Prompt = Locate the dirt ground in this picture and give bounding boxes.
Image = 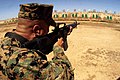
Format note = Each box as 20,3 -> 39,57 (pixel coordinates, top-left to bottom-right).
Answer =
0,21 -> 120,80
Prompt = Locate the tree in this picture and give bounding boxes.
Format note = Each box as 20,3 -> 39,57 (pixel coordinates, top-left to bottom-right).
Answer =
74,9 -> 76,12
83,9 -> 86,12
54,10 -> 57,13
114,11 -> 116,14
105,10 -> 108,13
93,9 -> 96,12
63,9 -> 66,12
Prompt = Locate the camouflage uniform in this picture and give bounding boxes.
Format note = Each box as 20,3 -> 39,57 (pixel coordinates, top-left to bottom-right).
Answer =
0,3 -> 74,80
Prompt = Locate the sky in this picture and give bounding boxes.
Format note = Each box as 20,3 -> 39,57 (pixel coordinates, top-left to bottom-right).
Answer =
0,0 -> 120,20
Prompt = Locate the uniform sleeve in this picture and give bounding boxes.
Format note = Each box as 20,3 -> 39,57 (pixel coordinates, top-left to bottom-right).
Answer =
0,37 -> 74,80
0,37 -> 47,79
40,45 -> 74,80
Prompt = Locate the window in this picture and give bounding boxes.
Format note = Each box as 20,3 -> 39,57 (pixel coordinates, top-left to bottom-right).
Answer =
107,16 -> 109,20
54,14 -> 59,18
62,14 -> 67,18
85,14 -> 88,18
72,14 -> 74,17
82,14 -> 84,18
96,15 -> 98,18
93,14 -> 95,18
110,16 -> 112,20
75,13 -> 78,17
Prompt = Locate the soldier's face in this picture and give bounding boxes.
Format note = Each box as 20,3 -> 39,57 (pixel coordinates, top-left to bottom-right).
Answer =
32,20 -> 49,37
17,18 -> 50,40
33,20 -> 49,38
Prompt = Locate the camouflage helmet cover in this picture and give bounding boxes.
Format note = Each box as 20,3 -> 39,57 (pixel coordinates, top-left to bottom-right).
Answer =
18,3 -> 56,26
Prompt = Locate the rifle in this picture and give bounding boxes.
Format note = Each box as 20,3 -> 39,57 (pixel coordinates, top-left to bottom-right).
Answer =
22,21 -> 80,55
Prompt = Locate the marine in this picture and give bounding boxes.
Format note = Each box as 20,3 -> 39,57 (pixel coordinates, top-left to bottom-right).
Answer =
0,3 -> 74,80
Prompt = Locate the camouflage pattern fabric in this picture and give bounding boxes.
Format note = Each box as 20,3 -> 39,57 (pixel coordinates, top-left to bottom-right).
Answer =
18,3 -> 53,20
18,3 -> 56,26
0,36 -> 74,80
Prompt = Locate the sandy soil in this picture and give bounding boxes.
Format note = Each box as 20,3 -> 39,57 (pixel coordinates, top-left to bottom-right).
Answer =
66,25 -> 120,80
0,22 -> 120,80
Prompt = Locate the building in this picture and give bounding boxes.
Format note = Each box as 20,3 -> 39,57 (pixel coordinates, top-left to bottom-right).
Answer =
53,10 -> 120,23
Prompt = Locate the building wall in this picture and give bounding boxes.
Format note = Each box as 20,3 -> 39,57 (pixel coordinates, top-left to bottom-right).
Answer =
53,11 -> 120,23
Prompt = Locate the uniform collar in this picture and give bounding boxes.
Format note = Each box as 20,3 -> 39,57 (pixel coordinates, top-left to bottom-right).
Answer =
5,32 -> 28,44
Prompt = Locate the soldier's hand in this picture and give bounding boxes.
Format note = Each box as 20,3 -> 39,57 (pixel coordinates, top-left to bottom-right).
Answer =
67,26 -> 73,35
54,37 -> 64,48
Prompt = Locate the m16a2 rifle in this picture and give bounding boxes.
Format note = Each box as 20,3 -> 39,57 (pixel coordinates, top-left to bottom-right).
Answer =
22,21 -> 80,55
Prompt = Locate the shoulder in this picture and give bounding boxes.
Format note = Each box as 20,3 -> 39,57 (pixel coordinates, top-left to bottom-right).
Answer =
0,37 -> 20,48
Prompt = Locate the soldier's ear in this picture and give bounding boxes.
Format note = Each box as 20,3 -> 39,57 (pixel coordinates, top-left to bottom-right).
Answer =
32,25 -> 45,36
33,25 -> 41,33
